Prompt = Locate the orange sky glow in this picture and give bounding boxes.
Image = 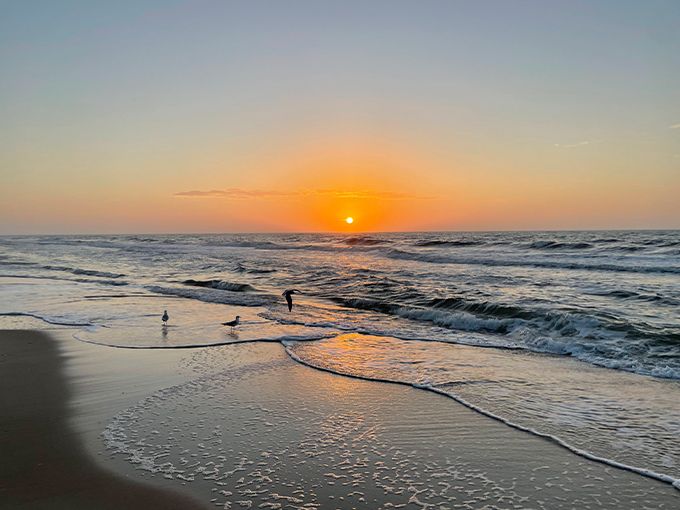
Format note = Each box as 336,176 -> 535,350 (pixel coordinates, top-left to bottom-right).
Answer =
1,2 -> 678,234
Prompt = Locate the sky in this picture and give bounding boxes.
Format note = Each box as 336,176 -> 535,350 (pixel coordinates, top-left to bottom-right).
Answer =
1,0 -> 679,234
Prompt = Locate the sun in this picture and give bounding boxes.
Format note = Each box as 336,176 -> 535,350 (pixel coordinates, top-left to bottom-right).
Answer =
346,217 -> 354,224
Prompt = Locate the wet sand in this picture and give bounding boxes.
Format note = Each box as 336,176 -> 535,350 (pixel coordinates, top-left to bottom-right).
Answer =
0,329 -> 209,510
2,325 -> 679,509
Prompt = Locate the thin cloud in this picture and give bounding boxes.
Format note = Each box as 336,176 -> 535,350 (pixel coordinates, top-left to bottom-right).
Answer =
554,141 -> 589,148
670,124 -> 680,129
174,188 -> 303,199
174,188 -> 435,200
315,189 -> 435,200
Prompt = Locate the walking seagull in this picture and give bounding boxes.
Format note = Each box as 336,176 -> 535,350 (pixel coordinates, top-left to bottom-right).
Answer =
222,316 -> 240,330
282,289 -> 302,312
162,310 -> 169,325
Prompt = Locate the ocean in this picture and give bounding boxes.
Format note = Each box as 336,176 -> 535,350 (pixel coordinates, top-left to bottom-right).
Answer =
1,230 -> 679,490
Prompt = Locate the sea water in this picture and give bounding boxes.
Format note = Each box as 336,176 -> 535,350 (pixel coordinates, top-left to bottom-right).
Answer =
1,231 -> 679,489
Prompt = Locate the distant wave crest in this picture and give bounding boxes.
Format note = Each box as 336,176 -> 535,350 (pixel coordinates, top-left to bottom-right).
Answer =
386,248 -> 680,274
44,265 -> 126,279
415,240 -> 483,247
344,237 -> 391,246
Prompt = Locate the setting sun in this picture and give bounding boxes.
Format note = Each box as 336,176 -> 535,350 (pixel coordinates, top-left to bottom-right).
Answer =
346,217 -> 354,224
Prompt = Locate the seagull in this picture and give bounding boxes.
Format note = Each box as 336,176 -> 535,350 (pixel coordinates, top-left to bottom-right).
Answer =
162,310 -> 169,325
222,316 -> 240,330
282,289 -> 302,312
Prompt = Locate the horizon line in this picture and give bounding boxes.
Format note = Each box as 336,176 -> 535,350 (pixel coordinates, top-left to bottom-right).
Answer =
1,227 -> 678,237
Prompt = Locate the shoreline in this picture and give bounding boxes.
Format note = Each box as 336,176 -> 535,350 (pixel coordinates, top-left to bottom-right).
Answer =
2,325 -> 679,509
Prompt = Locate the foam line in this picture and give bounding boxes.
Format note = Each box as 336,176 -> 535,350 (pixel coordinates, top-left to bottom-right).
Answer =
71,330 -> 335,350
0,311 -> 92,327
0,273 -> 128,285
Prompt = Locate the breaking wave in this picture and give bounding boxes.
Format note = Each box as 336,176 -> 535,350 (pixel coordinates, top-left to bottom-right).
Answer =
182,279 -> 256,292
146,285 -> 268,307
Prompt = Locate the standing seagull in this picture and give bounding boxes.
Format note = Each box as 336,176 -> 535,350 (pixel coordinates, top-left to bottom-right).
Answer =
222,316 -> 240,330
282,289 -> 302,312
162,310 -> 169,325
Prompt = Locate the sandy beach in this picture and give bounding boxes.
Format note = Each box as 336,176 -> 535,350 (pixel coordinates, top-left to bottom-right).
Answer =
3,0 -> 679,506
2,318 -> 679,509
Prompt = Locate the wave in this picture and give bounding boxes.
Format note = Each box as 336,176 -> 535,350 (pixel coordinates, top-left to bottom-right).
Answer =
334,293 -> 679,342
205,240 -> 284,249
333,296 -> 525,335
585,289 -> 680,306
234,263 -> 276,274
415,240 -> 484,247
0,260 -> 38,266
182,279 -> 255,292
528,241 -> 594,250
204,240 -> 346,253
427,297 -> 537,319
414,238 -> 675,254
332,297 -> 401,315
395,306 -> 523,335
386,248 -> 680,274
124,236 -> 163,243
521,335 -> 680,379
643,239 -> 680,247
275,302 -> 680,380
603,245 -> 647,252
329,294 -> 680,377
74,278 -> 127,286
0,273 -> 128,286
146,285 -> 268,307
201,237 -> 394,253
44,265 -> 126,279
344,237 -> 391,246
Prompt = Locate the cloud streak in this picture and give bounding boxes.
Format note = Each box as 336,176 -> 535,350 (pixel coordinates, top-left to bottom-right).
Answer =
314,189 -> 435,200
174,189 -> 302,199
554,141 -> 589,148
174,188 -> 435,200
670,124 -> 680,129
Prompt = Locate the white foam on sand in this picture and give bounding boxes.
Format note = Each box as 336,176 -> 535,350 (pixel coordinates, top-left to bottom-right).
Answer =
98,341 -> 680,509
283,334 -> 680,492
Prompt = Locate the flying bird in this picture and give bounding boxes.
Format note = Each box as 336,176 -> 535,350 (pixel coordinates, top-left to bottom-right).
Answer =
162,310 -> 169,325
282,289 -> 302,312
222,316 -> 240,330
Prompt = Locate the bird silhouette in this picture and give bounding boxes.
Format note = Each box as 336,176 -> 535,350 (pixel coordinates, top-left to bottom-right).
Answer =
162,310 -> 169,325
282,289 -> 302,312
222,316 -> 240,330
